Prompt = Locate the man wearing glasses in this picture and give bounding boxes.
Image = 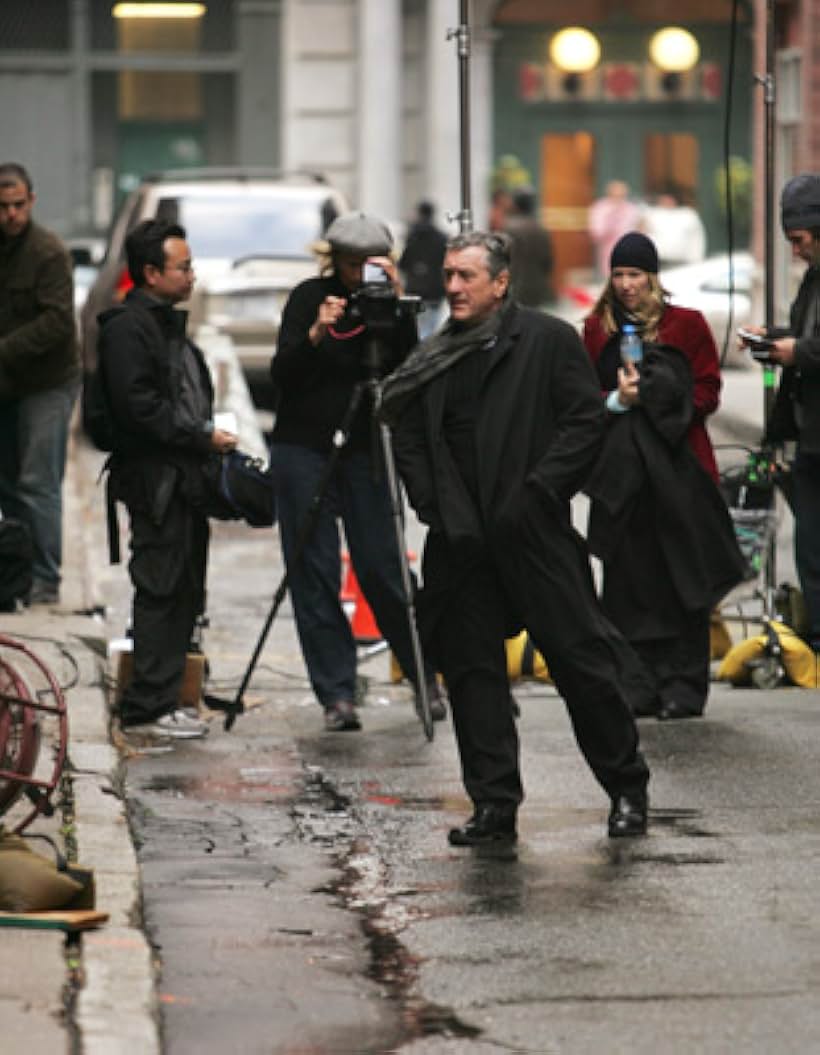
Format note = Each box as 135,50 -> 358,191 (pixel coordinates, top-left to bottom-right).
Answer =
96,218 -> 236,739
382,231 -> 650,847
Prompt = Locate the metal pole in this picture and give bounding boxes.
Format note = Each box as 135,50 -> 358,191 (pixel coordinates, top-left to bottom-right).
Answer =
760,0 -> 777,426
447,0 -> 473,232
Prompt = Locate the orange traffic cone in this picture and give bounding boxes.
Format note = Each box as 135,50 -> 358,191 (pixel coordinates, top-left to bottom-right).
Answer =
341,555 -> 382,642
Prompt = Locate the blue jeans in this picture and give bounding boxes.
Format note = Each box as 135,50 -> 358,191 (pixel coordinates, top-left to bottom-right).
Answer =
270,442 -> 432,708
0,378 -> 78,585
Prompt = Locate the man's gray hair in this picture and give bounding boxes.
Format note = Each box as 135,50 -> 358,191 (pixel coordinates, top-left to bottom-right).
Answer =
447,230 -> 511,278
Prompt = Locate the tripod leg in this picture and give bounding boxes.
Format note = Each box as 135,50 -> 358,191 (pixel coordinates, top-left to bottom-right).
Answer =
377,418 -> 435,741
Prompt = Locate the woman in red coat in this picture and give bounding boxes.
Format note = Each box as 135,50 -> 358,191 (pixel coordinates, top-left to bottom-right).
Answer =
582,232 -> 734,721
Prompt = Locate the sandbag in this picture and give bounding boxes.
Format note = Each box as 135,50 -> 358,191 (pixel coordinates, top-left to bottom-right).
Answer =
506,631 -> 552,683
0,833 -> 87,913
715,620 -> 820,689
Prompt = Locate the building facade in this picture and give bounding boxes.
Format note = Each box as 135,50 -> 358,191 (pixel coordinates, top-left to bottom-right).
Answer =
0,0 -> 817,301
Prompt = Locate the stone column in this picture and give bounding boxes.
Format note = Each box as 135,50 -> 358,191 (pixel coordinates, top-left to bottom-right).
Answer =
237,0 -> 283,167
357,0 -> 401,220
424,0 -> 460,227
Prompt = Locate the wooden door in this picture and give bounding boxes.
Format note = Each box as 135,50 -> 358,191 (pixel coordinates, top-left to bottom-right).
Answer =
540,132 -> 595,290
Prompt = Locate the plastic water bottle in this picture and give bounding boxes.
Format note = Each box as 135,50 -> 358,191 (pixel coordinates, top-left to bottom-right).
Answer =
620,323 -> 643,366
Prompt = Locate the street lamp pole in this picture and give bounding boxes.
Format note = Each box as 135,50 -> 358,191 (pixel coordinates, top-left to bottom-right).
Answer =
448,0 -> 473,233
756,0 -> 777,426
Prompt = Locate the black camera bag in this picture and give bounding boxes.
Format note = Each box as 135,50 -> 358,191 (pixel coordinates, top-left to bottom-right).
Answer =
196,450 -> 276,528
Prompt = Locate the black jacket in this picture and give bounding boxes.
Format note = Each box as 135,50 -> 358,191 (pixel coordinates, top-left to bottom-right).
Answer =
393,303 -> 604,547
97,288 -> 214,521
585,345 -> 744,637
0,221 -> 78,399
391,304 -> 610,649
767,265 -> 820,452
271,273 -> 418,454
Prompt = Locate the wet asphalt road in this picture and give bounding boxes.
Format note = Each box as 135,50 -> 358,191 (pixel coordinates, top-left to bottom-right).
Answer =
92,412 -> 820,1054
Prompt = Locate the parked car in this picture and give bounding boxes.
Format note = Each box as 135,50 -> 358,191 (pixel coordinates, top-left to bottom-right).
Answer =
80,168 -> 348,380
661,252 -> 756,367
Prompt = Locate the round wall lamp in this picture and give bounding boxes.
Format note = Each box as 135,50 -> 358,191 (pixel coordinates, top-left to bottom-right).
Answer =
549,27 -> 601,74
648,27 -> 700,73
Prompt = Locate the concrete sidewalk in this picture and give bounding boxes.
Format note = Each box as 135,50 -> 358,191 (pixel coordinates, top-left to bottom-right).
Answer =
1,428 -> 159,1054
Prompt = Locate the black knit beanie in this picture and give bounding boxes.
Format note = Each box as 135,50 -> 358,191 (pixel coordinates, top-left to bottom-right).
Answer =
610,231 -> 659,274
780,173 -> 820,232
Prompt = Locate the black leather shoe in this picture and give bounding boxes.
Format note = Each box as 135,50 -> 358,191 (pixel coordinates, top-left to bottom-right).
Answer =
657,700 -> 702,721
324,700 -> 361,732
608,792 -> 648,838
448,804 -> 517,846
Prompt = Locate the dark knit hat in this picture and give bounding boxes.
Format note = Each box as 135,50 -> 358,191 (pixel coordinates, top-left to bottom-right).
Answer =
610,231 -> 659,274
326,211 -> 393,255
780,173 -> 820,232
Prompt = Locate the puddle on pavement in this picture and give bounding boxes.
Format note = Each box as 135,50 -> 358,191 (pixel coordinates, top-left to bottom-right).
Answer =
142,750 -> 301,803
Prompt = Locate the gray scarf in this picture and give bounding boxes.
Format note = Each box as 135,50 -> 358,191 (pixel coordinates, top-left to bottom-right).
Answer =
379,300 -> 509,426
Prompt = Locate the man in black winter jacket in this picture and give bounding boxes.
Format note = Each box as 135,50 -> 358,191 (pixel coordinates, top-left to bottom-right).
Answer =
754,174 -> 820,649
97,219 -> 236,739
381,231 -> 650,846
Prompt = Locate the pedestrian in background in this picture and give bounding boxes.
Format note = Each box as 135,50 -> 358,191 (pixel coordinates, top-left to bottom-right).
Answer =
587,179 -> 642,280
504,187 -> 555,308
0,162 -> 78,606
582,232 -> 744,721
755,174 -> 820,652
270,211 -> 444,733
382,230 -> 650,847
97,219 -> 237,739
399,200 -> 448,339
641,189 -> 706,269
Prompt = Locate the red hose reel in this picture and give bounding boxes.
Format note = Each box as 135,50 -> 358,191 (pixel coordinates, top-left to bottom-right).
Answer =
0,633 -> 68,833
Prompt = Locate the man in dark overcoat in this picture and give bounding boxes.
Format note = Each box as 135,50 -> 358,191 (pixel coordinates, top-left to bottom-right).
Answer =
381,230 -> 650,846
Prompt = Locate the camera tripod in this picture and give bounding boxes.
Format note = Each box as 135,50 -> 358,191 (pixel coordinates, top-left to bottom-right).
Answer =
206,337 -> 436,740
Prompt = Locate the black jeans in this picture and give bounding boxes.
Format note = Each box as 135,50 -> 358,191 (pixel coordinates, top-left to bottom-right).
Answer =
427,524 -> 650,810
793,450 -> 820,643
119,493 -> 208,726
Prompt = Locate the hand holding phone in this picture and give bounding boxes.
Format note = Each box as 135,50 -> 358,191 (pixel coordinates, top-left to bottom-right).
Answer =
738,328 -> 775,362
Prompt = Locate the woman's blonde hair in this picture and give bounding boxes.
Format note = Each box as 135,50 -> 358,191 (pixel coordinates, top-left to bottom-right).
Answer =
590,273 -> 670,341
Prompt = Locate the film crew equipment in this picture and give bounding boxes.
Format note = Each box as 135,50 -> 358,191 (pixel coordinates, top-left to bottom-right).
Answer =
207,279 -> 435,739
348,263 -> 423,337
361,328 -> 435,742
447,0 -> 473,233
0,634 -> 68,834
204,382 -> 367,731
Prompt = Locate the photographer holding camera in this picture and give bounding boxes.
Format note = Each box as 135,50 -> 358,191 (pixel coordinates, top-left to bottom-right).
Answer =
269,211 -> 444,732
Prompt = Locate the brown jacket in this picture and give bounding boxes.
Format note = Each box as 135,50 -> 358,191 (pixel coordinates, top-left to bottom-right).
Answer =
0,221 -> 78,399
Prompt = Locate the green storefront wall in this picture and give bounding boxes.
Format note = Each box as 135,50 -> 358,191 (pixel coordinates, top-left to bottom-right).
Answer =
493,21 -> 754,255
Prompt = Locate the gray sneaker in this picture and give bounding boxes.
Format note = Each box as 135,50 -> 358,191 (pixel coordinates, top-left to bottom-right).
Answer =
124,708 -> 209,740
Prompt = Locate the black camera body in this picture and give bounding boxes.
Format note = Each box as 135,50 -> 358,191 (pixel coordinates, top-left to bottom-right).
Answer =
348,264 -> 422,338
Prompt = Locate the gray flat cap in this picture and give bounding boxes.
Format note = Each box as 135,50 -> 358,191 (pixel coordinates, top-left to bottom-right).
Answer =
326,211 -> 393,255
781,173 -> 820,232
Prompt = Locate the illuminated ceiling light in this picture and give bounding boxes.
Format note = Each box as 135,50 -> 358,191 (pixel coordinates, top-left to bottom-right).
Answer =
648,27 -> 700,72
112,3 -> 206,18
549,28 -> 601,74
